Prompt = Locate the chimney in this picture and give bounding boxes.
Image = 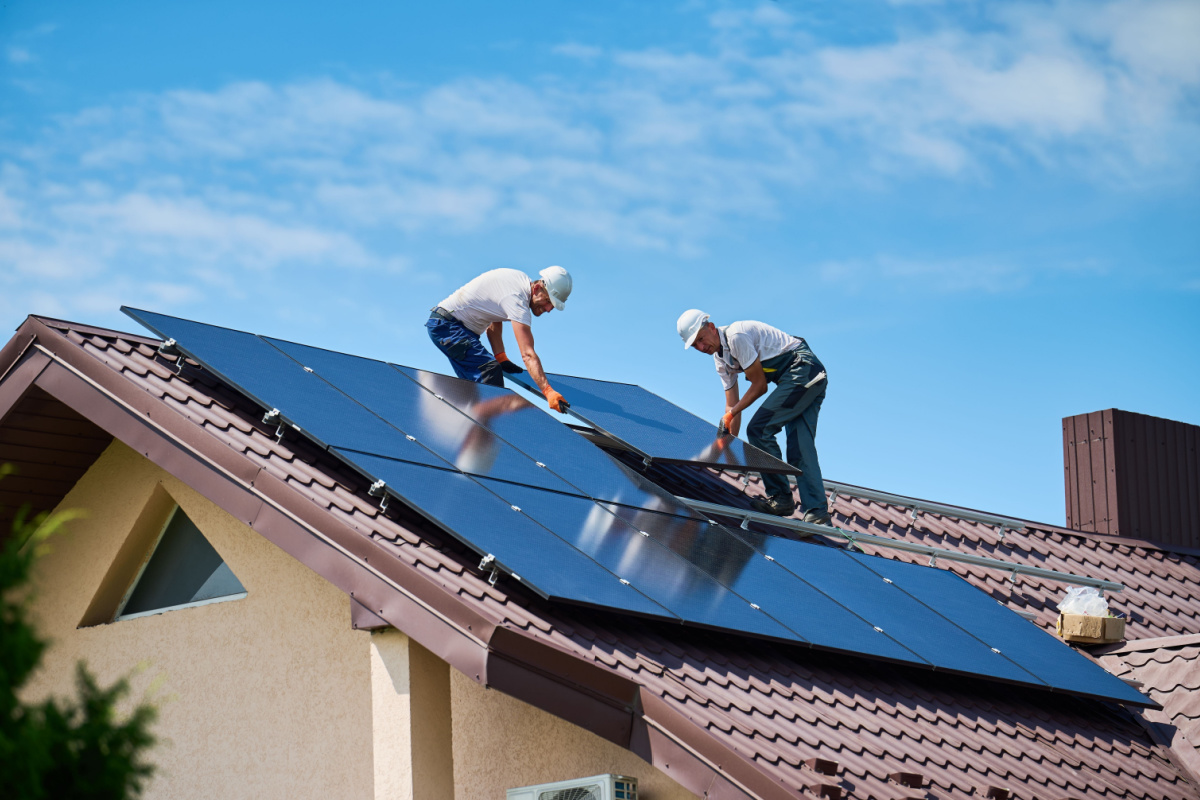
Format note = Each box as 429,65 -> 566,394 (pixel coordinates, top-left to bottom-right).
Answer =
1063,409 -> 1199,547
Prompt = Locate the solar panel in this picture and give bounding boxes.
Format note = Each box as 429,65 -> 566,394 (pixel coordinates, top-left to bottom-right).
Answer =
600,504 -> 928,663
513,372 -> 798,474
740,534 -> 1149,703
265,338 -> 577,494
399,366 -> 710,514
857,554 -> 1150,706
123,308 -> 446,469
477,480 -> 796,642
335,451 -> 675,619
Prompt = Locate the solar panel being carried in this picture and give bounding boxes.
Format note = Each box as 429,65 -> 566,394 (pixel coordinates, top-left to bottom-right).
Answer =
121,308 -> 1154,708
510,372 -> 798,474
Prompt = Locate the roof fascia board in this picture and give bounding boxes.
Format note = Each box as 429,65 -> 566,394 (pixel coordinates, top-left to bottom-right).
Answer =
0,348 -> 51,424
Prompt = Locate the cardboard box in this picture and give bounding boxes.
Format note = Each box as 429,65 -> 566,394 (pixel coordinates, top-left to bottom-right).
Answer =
1057,613 -> 1126,644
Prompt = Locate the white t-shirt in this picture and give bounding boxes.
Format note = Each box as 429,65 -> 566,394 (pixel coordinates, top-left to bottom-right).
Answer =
438,269 -> 534,335
713,320 -> 801,391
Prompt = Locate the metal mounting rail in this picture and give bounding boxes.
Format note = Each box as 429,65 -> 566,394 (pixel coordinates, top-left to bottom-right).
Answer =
677,497 -> 1124,594
823,479 -> 1028,533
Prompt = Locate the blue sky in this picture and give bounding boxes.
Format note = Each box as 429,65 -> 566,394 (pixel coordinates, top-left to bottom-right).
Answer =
3,0 -> 1198,527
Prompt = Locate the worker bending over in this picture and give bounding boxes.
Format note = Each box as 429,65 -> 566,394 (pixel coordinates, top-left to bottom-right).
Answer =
678,310 -> 830,524
428,267 -> 572,413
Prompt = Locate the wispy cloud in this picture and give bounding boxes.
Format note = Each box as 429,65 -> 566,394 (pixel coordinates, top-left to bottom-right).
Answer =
2,0 -> 1197,318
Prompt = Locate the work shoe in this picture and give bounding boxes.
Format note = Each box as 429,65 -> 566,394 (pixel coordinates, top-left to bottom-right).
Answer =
802,507 -> 832,526
750,495 -> 796,517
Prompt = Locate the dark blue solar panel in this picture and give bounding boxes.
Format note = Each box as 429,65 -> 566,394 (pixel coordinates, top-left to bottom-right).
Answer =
265,338 -> 576,494
124,308 -> 1151,706
123,308 -> 446,468
400,367 -> 709,514
739,534 -> 1050,687
522,372 -> 798,474
477,479 -> 796,642
601,504 -> 926,664
858,555 -> 1150,705
334,450 -> 675,619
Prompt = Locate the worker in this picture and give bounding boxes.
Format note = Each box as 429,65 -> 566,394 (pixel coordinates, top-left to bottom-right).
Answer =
428,267 -> 572,413
677,310 -> 830,524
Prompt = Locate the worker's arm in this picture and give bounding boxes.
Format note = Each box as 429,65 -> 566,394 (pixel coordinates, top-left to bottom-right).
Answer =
486,321 -> 523,374
721,359 -> 768,436
484,321 -> 506,357
722,384 -> 742,437
512,321 -> 567,411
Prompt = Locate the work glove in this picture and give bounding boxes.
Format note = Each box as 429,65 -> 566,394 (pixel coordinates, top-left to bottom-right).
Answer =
544,387 -> 570,413
496,352 -> 524,374
717,411 -> 735,436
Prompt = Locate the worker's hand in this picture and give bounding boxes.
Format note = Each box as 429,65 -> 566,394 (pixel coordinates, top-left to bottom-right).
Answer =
718,411 -> 736,436
496,352 -> 524,374
544,388 -> 569,413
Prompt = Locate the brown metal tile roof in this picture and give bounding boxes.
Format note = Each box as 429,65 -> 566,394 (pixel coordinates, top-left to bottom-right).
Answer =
2,314 -> 1198,800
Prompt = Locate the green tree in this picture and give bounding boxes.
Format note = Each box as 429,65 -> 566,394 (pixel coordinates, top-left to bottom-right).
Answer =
0,465 -> 158,799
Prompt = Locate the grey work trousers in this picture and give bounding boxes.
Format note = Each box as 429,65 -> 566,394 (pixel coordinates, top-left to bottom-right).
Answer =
745,349 -> 828,512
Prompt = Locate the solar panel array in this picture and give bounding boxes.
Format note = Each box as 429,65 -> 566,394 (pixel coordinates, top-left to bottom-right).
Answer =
510,372 -> 799,474
122,307 -> 1152,708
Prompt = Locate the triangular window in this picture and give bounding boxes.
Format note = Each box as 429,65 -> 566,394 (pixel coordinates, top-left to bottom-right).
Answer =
115,505 -> 245,621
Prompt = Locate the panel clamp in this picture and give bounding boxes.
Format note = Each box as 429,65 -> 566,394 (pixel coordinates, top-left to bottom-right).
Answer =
478,554 -> 500,586
262,408 -> 287,440
368,479 -> 389,512
158,338 -> 186,373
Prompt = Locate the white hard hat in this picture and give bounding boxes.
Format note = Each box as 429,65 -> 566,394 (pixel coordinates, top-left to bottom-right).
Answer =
539,266 -> 572,311
677,309 -> 709,349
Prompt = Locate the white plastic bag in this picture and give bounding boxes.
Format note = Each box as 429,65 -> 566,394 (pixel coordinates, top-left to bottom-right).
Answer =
1057,586 -> 1109,617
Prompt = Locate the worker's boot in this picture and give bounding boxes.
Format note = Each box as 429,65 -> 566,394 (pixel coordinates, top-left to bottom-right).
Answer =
802,507 -> 832,526
750,495 -> 796,517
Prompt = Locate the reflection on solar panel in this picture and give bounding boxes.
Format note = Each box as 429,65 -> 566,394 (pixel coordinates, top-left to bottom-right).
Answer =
122,308 -> 1153,708
512,372 -> 798,474
397,366 -> 706,514
266,337 -> 577,494
336,452 -> 674,618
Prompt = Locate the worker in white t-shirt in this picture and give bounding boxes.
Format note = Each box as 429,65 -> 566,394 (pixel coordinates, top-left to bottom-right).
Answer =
677,310 -> 831,524
428,267 -> 572,413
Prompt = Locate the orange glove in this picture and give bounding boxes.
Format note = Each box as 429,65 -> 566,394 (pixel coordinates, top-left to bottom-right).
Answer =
718,411 -> 735,436
544,387 -> 569,413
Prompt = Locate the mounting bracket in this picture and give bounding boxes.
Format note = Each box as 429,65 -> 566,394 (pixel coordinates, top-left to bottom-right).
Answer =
478,553 -> 501,586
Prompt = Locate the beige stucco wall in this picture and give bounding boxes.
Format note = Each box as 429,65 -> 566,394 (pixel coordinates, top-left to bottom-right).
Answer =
24,440 -> 376,800
450,669 -> 697,800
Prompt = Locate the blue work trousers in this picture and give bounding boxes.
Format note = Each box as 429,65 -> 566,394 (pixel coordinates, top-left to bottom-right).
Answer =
426,313 -> 504,387
745,344 -> 828,513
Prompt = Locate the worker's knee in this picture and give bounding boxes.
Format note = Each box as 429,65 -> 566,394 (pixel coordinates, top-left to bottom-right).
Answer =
745,416 -> 777,447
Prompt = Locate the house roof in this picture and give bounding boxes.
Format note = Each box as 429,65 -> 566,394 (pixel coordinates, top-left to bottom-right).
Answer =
2,314 -> 1198,800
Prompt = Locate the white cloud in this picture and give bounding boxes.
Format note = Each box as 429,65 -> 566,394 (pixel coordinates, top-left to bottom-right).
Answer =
7,47 -> 33,64
2,0 -> 1195,324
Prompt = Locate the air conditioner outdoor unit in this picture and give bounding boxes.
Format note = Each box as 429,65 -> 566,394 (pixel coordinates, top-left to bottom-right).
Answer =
506,773 -> 638,800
